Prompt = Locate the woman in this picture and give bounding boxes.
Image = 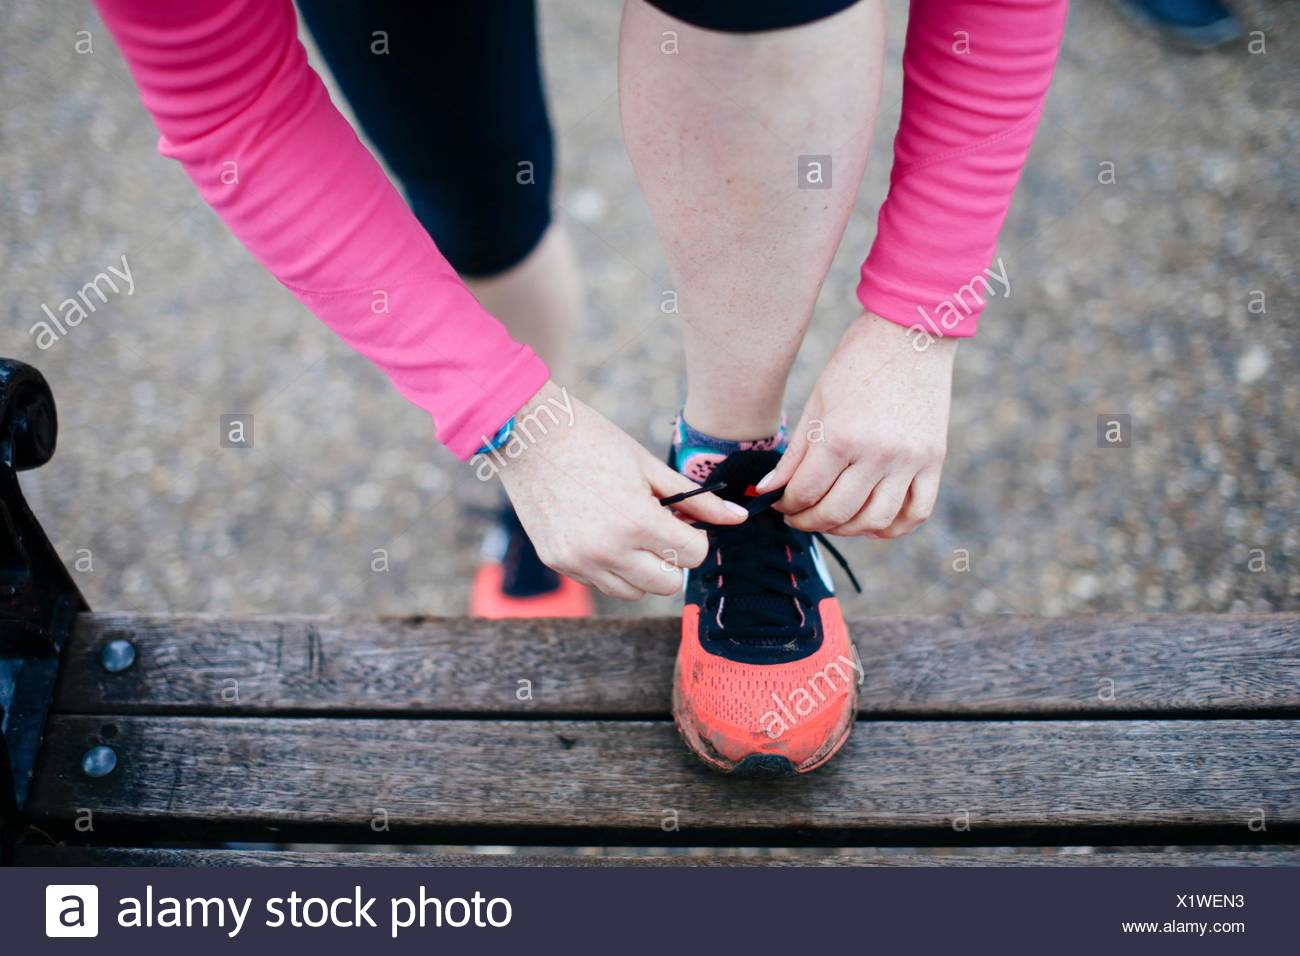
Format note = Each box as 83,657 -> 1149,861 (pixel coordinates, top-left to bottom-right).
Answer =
95,0 -> 1067,774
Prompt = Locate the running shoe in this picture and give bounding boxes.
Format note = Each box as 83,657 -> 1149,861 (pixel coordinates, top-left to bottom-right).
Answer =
673,448 -> 862,776
470,502 -> 593,618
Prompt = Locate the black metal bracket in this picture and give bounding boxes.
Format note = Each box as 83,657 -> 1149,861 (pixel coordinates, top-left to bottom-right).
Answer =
0,358 -> 86,855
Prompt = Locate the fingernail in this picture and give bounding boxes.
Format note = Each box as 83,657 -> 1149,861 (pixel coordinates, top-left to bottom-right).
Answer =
725,501 -> 749,518
756,470 -> 776,490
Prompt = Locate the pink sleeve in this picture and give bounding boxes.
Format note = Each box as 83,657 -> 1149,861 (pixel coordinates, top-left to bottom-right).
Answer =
93,0 -> 549,460
858,0 -> 1068,338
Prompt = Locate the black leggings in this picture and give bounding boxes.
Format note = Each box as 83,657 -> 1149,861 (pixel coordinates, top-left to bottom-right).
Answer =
297,0 -> 861,277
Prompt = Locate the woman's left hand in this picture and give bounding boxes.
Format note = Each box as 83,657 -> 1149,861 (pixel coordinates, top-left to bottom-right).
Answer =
759,312 -> 956,538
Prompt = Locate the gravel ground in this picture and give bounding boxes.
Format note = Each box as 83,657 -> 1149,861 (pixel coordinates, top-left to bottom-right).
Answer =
2,0 -> 1296,618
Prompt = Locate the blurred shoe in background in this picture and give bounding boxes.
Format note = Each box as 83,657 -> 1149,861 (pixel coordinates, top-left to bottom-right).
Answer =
1109,0 -> 1242,50
470,501 -> 593,619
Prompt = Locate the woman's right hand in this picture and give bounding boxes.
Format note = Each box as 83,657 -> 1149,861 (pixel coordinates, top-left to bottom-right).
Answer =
495,381 -> 748,600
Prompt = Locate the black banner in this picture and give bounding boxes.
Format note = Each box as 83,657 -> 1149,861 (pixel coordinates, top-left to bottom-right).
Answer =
7,864 -> 1296,953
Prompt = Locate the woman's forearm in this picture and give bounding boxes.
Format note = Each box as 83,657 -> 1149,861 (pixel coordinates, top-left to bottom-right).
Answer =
859,0 -> 1069,338
94,0 -> 548,459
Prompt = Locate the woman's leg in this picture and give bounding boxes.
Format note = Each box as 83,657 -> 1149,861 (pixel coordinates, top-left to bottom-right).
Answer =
619,0 -> 884,441
463,223 -> 581,383
298,0 -> 580,379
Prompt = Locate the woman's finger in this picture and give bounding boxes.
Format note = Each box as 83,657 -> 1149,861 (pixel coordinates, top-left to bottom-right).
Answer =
640,509 -> 711,569
772,444 -> 842,516
874,467 -> 942,539
591,570 -> 647,602
784,464 -> 878,532
645,456 -> 748,525
829,472 -> 913,537
615,548 -> 686,597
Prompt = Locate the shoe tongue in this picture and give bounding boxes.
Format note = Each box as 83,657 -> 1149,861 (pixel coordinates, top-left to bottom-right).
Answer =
705,449 -> 804,641
723,596 -> 805,645
705,449 -> 785,506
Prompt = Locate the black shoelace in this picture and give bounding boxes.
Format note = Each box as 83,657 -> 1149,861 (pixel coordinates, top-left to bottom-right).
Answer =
662,483 -> 861,636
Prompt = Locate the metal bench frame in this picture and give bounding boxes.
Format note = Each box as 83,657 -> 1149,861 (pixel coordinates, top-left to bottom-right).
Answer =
0,359 -> 86,853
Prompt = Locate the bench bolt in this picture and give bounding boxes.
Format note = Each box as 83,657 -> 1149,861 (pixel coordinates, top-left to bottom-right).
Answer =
81,745 -> 117,778
100,638 -> 136,673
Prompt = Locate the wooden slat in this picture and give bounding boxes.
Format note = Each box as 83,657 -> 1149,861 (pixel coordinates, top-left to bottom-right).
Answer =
16,845 -> 1300,867
57,613 -> 1300,716
28,715 -> 1300,835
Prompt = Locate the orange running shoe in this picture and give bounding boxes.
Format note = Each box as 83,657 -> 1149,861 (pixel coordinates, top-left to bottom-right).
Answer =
470,504 -> 593,619
673,449 -> 862,776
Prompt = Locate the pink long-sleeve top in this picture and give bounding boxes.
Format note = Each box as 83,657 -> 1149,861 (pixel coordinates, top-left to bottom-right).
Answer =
95,0 -> 1067,460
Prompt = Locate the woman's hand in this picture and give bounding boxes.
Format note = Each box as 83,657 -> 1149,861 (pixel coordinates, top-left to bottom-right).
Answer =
760,313 -> 955,538
496,381 -> 748,599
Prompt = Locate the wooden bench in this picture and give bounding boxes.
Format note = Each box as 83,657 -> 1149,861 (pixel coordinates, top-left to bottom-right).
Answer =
2,358 -> 1298,867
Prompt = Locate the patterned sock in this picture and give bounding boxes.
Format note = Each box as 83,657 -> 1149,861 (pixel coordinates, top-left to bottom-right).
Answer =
671,409 -> 787,483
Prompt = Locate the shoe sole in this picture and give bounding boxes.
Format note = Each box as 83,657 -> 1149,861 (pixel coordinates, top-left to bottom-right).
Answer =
672,645 -> 861,778
468,562 -> 594,619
